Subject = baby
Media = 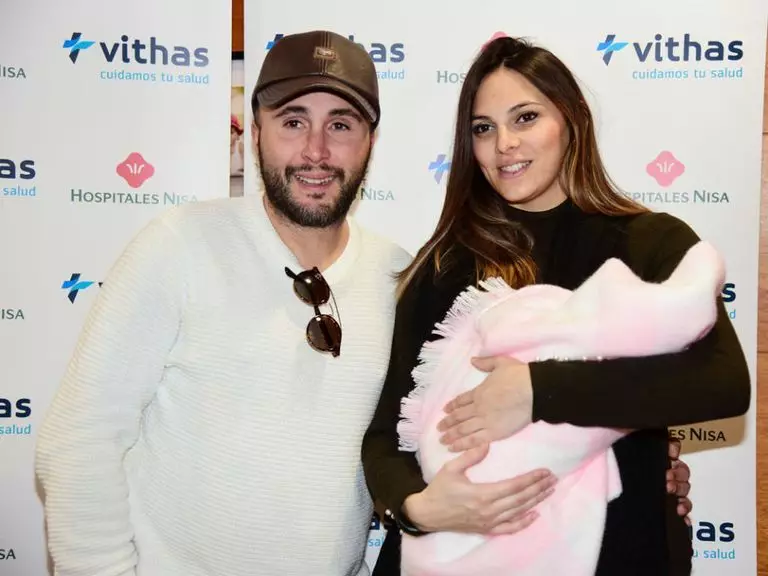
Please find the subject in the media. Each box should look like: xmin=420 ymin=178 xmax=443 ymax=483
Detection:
xmin=397 ymin=241 xmax=725 ymax=576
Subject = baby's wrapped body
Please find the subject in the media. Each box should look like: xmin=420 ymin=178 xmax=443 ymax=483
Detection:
xmin=397 ymin=241 xmax=725 ymax=576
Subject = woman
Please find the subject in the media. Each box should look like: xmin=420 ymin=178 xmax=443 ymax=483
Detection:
xmin=362 ymin=36 xmax=750 ymax=575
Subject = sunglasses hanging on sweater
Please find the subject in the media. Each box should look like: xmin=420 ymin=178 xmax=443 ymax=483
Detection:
xmin=284 ymin=266 xmax=342 ymax=357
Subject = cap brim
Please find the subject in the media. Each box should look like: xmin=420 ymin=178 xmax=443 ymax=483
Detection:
xmin=257 ymin=76 xmax=378 ymax=125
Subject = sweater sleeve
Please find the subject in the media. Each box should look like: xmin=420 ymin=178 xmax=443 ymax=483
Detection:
xmin=362 ymin=278 xmax=430 ymax=527
xmin=35 ymin=214 xmax=187 ymax=576
xmin=530 ymin=212 xmax=751 ymax=429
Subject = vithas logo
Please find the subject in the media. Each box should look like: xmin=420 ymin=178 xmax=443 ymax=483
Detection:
xmin=596 ymin=35 xmax=628 ymax=65
xmin=62 ymin=273 xmax=102 ymax=303
xmin=266 ymin=33 xmax=405 ymax=63
xmin=0 ymin=158 xmax=35 ymax=180
xmin=722 ymin=282 xmax=737 ymax=320
xmin=0 ymin=398 xmax=31 ymax=438
xmin=721 ymin=282 xmax=736 ymax=303
xmin=1 ymin=158 xmax=37 ymax=198
xmin=63 ymin=32 xmax=95 ymax=63
xmin=597 ymin=33 xmax=743 ymax=66
xmin=428 ymin=154 xmax=451 ymax=184
xmin=689 ymin=520 xmax=735 ymax=542
xmin=63 ymin=32 xmax=209 ymax=67
xmin=0 ymin=398 xmax=31 ymax=419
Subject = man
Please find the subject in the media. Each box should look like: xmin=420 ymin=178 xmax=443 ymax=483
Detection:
xmin=35 ymin=30 xmax=692 ymax=576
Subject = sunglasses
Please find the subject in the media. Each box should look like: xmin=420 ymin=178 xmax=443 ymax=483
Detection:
xmin=284 ymin=266 xmax=342 ymax=357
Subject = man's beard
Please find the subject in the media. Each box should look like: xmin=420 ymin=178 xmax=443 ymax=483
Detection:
xmin=257 ymin=138 xmax=370 ymax=228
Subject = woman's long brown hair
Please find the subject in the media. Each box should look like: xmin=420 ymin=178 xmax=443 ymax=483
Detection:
xmin=397 ymin=37 xmax=648 ymax=298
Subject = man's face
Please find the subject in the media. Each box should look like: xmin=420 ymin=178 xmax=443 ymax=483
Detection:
xmin=253 ymin=91 xmax=374 ymax=228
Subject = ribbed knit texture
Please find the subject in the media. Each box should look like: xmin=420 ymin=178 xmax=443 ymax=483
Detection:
xmin=35 ymin=195 xmax=412 ymax=576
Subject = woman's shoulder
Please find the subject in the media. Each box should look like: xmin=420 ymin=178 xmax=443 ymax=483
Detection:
xmin=576 ymin=205 xmax=697 ymax=240
xmin=397 ymin=245 xmax=477 ymax=324
xmin=576 ymin=208 xmax=701 ymax=254
xmin=618 ymin=210 xmax=703 ymax=281
xmin=403 ymin=245 xmax=476 ymax=294
xmin=624 ymin=210 xmax=700 ymax=244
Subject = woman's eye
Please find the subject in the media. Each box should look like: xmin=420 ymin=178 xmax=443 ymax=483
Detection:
xmin=472 ymin=123 xmax=492 ymax=135
xmin=517 ymin=111 xmax=539 ymax=124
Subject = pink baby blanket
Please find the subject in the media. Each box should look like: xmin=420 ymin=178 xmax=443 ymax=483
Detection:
xmin=397 ymin=241 xmax=725 ymax=576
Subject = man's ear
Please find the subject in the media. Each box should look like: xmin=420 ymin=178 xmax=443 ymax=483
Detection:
xmin=250 ymin=117 xmax=260 ymax=162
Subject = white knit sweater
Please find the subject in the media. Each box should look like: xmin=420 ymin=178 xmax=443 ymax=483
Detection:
xmin=35 ymin=195 xmax=412 ymax=576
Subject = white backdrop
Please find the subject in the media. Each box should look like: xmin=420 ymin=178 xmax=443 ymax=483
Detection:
xmin=0 ymin=0 xmax=231 ymax=573
xmin=244 ymin=0 xmax=767 ymax=573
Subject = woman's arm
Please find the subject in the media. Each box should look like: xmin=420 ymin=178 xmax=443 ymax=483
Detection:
xmin=362 ymin=267 xmax=557 ymax=534
xmin=530 ymin=212 xmax=751 ymax=429
xmin=361 ymin=293 xmax=430 ymax=528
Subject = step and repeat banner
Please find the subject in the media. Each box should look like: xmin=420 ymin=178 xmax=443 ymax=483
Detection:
xmin=244 ymin=0 xmax=767 ymax=574
xmin=0 ymin=0 xmax=231 ymax=573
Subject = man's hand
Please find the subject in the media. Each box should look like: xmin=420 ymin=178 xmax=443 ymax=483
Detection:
xmin=667 ymin=438 xmax=692 ymax=525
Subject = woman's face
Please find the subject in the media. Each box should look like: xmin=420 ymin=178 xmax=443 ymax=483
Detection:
xmin=471 ymin=67 xmax=570 ymax=212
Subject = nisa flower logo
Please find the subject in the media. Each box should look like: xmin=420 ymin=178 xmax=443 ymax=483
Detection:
xmin=646 ymin=151 xmax=685 ymax=187
xmin=116 ymin=152 xmax=155 ymax=188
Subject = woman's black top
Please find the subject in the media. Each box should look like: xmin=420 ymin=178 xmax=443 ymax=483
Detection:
xmin=362 ymin=199 xmax=750 ymax=575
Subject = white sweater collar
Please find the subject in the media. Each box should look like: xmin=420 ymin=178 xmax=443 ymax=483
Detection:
xmin=251 ymin=193 xmax=361 ymax=287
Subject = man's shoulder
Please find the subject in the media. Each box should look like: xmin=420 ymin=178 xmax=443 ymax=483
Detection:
xmin=154 ymin=195 xmax=254 ymax=236
xmin=161 ymin=195 xmax=248 ymax=221
xmin=355 ymin=222 xmax=414 ymax=272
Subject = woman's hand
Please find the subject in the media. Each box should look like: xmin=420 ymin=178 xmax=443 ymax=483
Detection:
xmin=402 ymin=443 xmax=556 ymax=534
xmin=438 ymin=356 xmax=533 ymax=452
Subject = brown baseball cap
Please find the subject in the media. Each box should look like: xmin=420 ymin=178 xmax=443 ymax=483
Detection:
xmin=253 ymin=30 xmax=380 ymax=128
